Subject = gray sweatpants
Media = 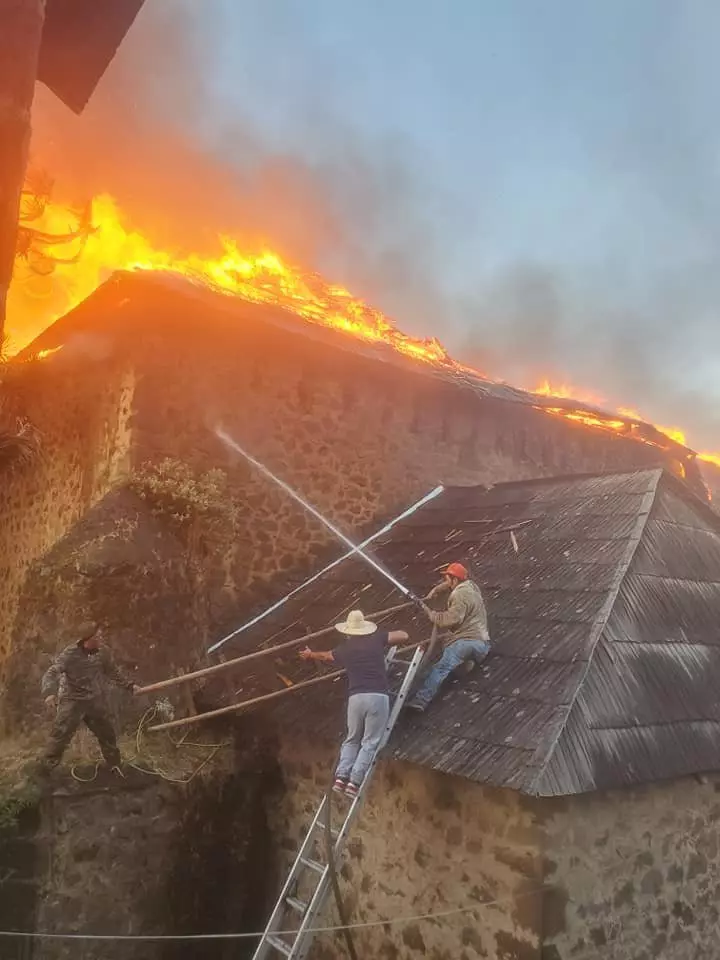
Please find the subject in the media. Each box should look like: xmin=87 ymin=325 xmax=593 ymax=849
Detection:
xmin=336 ymin=692 xmax=390 ymax=787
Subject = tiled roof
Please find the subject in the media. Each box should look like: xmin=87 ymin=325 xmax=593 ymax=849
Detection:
xmin=230 ymin=468 xmax=720 ymax=796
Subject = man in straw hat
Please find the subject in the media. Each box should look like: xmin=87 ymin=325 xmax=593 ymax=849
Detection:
xmin=300 ymin=609 xmax=408 ymax=800
xmin=407 ymin=562 xmax=490 ymax=713
xmin=39 ymin=621 xmax=140 ymax=777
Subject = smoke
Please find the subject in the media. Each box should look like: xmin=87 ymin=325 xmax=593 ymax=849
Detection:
xmin=31 ymin=2 xmax=340 ymax=263
xmin=454 ymin=263 xmax=720 ymax=447
xmin=26 ymin=0 xmax=720 ymax=451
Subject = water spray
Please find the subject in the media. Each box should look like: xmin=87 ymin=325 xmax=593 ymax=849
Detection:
xmin=215 ymin=427 xmax=419 ymax=597
xmin=210 ymin=426 xmax=443 ymax=653
xmin=208 ymin=483 xmax=443 ymax=653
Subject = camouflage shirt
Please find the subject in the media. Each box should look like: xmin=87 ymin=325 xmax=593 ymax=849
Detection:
xmin=41 ymin=645 xmax=134 ymax=702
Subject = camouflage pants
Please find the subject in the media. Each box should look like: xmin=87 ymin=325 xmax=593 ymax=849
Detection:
xmin=43 ymin=698 xmax=121 ymax=768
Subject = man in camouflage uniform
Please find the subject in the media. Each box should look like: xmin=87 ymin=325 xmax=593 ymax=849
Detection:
xmin=40 ymin=621 xmax=139 ymax=774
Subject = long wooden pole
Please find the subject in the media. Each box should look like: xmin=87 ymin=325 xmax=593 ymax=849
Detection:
xmin=136 ymin=600 xmax=415 ymax=695
xmin=148 ymin=640 xmax=424 ymax=733
xmin=139 ymin=518 xmax=530 ymax=696
xmin=148 ymin=670 xmax=346 ymax=732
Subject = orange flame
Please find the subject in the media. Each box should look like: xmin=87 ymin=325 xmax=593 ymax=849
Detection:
xmin=533 ymin=383 xmax=720 ymax=469
xmin=8 ymin=193 xmax=458 ymax=371
xmin=7 ymin=190 xmax=720 ymax=471
xmin=533 ymin=379 xmax=606 ymax=408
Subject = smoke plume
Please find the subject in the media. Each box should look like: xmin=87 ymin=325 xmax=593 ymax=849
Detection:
xmin=26 ymin=0 xmax=720 ymax=452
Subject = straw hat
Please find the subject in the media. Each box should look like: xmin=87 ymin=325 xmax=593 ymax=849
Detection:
xmin=335 ymin=610 xmax=377 ymax=636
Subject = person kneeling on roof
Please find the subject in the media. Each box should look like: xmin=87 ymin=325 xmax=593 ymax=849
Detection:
xmin=407 ymin=562 xmax=490 ymax=713
xmin=299 ymin=609 xmax=408 ymax=800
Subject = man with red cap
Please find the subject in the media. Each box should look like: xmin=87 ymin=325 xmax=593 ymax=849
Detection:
xmin=407 ymin=562 xmax=490 ymax=712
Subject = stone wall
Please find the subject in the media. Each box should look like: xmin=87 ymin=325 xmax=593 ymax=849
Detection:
xmin=542 ymin=775 xmax=720 ymax=960
xmin=2 ymin=488 xmax=202 ymax=733
xmin=121 ymin=278 xmax=676 ymax=630
xmin=0 ymin=728 xmax=282 ymax=960
xmin=0 ymin=354 xmax=132 ymax=680
xmin=271 ymin=735 xmax=544 ymax=960
xmin=270 ymin=719 xmax=720 ymax=960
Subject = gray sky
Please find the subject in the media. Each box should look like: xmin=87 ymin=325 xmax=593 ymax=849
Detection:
xmin=38 ymin=0 xmax=720 ymax=450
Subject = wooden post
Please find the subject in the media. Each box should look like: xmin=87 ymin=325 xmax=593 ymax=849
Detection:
xmin=0 ymin=0 xmax=45 ymax=342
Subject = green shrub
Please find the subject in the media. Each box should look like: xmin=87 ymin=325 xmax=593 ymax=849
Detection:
xmin=130 ymin=459 xmax=240 ymax=536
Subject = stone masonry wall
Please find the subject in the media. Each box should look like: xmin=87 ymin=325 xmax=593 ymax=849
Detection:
xmin=271 ymin=735 xmax=544 ymax=960
xmin=0 ymin=743 xmax=281 ymax=960
xmin=0 ymin=353 xmax=133 ymax=680
xmin=121 ymin=281 xmax=674 ymax=631
xmin=541 ymin=775 xmax=720 ymax=960
xmin=2 ymin=489 xmax=202 ymax=734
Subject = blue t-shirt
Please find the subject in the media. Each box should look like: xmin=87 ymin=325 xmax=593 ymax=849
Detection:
xmin=332 ymin=632 xmax=389 ymax=696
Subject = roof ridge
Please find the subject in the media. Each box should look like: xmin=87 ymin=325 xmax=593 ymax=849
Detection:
xmin=459 ymin=467 xmax=663 ymax=494
xmin=527 ymin=467 xmax=663 ymax=795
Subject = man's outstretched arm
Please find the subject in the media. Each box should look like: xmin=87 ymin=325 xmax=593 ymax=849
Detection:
xmin=101 ymin=648 xmax=138 ymax=692
xmin=299 ymin=646 xmax=335 ymax=663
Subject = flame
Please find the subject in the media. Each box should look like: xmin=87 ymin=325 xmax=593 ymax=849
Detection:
xmin=618 ymin=408 xmax=687 ymax=447
xmin=8 ymin=192 xmax=459 ymax=371
xmin=533 ymin=384 xmax=720 ymax=470
xmin=6 ymin=187 xmax=720 ymax=472
xmin=533 ymin=379 xmax=606 ymax=408
xmin=35 ymin=345 xmax=64 ymax=361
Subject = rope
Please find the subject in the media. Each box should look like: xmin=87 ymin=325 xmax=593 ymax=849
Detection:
xmin=0 ymin=886 xmax=550 ymax=941
xmin=70 ymin=760 xmax=101 ymax=783
xmin=68 ymin=704 xmax=229 ymax=786
xmin=130 ymin=704 xmax=228 ymax=784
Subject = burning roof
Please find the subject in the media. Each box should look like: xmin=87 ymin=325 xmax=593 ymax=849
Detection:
xmin=15 ymin=263 xmax=712 ymax=506
xmin=8 ymin=185 xmax=719 ymax=489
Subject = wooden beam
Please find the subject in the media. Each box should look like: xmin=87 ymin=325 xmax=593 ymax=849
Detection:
xmin=148 ymin=636 xmax=427 ymax=733
xmin=148 ymin=670 xmax=346 ymax=732
xmin=136 ymin=600 xmax=415 ymax=695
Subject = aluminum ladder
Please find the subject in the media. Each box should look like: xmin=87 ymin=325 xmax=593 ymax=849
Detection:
xmin=251 ymin=641 xmax=428 ymax=960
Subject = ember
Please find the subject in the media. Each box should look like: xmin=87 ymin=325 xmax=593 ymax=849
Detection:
xmin=7 ymin=184 xmax=720 ymax=470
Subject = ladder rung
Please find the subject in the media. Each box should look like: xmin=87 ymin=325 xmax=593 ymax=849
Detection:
xmin=285 ymin=895 xmax=308 ymax=915
xmin=315 ymin=821 xmax=339 ymax=839
xmin=266 ymin=934 xmax=292 ymax=956
xmin=252 ymin=645 xmax=426 ymax=959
